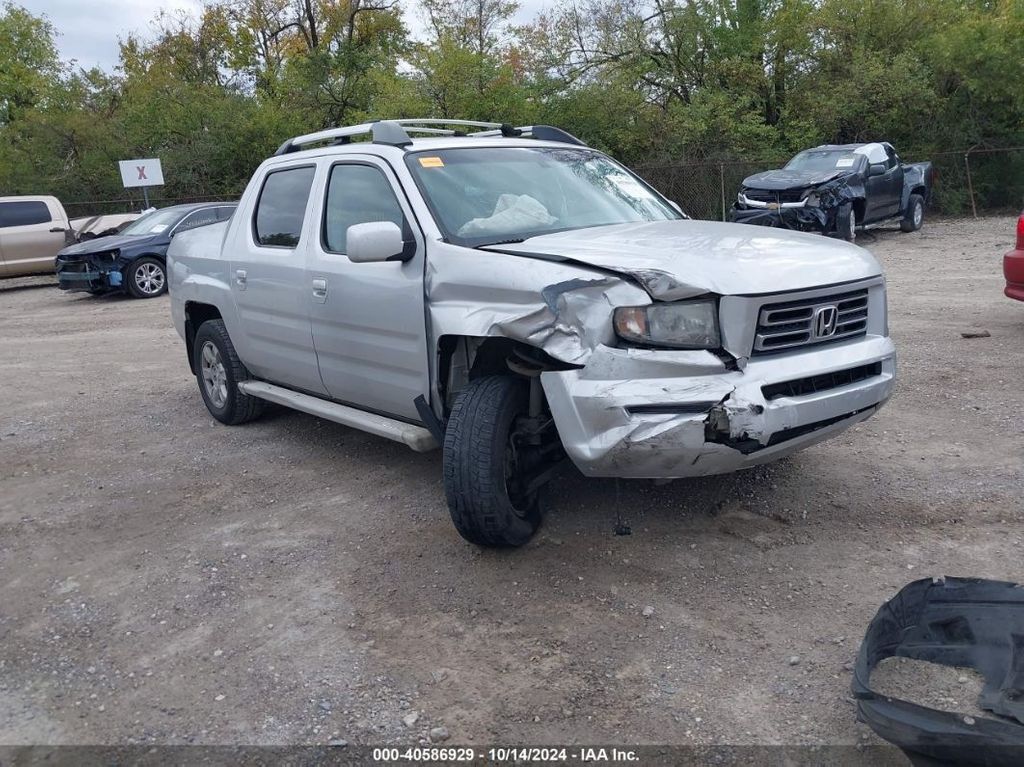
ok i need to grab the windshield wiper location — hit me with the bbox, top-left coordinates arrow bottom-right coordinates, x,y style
474,237 -> 527,249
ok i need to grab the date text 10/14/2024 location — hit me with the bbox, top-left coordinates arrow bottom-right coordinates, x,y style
372,747 -> 640,762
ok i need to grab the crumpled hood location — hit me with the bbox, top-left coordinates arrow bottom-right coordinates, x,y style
58,233 -> 158,257
484,220 -> 881,300
742,168 -> 857,191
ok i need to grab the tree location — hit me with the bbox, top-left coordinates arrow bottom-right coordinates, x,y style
0,2 -> 61,124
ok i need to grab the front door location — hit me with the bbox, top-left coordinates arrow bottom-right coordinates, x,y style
228,163 -> 328,396
0,199 -> 66,276
307,157 -> 429,421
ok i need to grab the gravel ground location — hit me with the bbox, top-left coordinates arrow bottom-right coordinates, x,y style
0,216 -> 1022,748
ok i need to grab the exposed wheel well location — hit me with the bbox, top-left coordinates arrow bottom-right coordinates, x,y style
436,335 -> 577,417
184,302 -> 223,374
852,198 -> 866,223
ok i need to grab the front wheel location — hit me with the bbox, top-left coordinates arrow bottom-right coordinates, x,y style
837,204 -> 857,241
125,256 -> 167,298
901,193 -> 925,233
442,376 -> 544,547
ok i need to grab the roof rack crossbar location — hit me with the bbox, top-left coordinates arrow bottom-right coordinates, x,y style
470,125 -> 587,146
274,119 -> 588,156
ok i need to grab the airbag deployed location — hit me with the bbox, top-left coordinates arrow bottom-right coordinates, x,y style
457,194 -> 556,238
853,577 -> 1024,765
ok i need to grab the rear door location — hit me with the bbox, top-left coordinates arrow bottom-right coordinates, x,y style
307,157 -> 429,420
228,164 -> 328,395
0,199 -> 66,276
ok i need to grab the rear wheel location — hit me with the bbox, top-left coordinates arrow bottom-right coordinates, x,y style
901,193 -> 925,232
125,256 -> 167,298
193,319 -> 265,425
442,376 -> 546,547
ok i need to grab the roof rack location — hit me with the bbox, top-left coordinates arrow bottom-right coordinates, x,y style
273,119 -> 587,155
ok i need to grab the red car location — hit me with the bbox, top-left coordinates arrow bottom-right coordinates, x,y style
1006,212 -> 1024,301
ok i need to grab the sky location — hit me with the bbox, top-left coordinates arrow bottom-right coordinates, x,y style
31,0 -> 549,73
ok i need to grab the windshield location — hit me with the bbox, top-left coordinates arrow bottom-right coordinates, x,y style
404,147 -> 681,247
119,208 -> 184,235
785,150 -> 863,173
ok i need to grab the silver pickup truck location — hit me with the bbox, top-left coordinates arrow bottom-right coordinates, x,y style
168,119 -> 896,547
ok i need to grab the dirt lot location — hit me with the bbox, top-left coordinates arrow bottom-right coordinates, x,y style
1,216 -> 1022,748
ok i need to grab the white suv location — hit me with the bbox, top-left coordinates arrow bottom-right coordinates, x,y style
168,119 -> 895,547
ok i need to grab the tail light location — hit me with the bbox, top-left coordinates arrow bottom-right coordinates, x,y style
1017,213 -> 1024,250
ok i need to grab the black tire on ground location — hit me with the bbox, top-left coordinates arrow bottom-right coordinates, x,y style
442,375 -> 543,547
125,256 -> 167,298
192,319 -> 265,425
901,193 -> 925,233
837,203 -> 857,241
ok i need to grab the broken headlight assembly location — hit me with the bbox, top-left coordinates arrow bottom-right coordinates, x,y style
802,191 -> 820,207
613,299 -> 720,349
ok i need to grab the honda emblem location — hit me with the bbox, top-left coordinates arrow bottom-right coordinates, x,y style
813,305 -> 839,338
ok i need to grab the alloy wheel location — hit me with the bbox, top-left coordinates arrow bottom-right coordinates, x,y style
200,341 -> 228,408
134,262 -> 165,295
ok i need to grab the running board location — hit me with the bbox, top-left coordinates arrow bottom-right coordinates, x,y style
237,381 -> 438,452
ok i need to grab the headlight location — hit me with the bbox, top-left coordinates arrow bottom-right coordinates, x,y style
803,192 -> 820,206
614,299 -> 721,349
737,191 -> 744,203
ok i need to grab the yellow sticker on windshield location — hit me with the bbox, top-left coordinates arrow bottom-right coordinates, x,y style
419,156 -> 444,168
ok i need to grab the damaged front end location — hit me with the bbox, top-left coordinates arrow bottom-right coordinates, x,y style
540,331 -> 893,478
731,174 -> 864,235
55,249 -> 125,293
854,577 -> 1024,766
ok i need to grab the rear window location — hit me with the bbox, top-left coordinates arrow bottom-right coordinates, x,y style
0,201 -> 52,229
254,167 -> 315,247
176,208 -> 220,234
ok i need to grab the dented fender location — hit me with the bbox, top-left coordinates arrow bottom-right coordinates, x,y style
425,240 -> 651,365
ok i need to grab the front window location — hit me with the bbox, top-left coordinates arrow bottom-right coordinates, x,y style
323,164 -> 405,253
405,147 -> 680,247
785,150 -> 862,173
120,208 -> 185,236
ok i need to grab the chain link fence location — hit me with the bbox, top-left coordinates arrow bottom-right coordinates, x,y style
62,194 -> 239,220
63,148 -> 1024,221
634,147 -> 1024,221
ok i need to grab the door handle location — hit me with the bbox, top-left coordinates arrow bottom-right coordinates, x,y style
235,269 -> 247,289
49,227 -> 65,233
312,278 -> 328,302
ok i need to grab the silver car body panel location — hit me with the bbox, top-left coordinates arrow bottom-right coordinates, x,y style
169,135 -> 895,477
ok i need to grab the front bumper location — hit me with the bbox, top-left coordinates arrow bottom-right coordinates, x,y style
1004,248 -> 1024,302
56,259 -> 123,292
542,335 -> 895,478
730,203 -> 835,234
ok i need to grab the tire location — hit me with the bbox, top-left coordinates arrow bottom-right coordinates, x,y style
901,193 -> 925,233
125,256 -> 167,298
193,319 -> 265,425
442,375 -> 543,547
837,203 -> 857,241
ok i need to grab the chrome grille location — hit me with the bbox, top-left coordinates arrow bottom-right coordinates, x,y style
753,288 -> 869,354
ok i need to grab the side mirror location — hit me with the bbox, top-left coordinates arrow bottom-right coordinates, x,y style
869,163 -> 887,177
346,221 -> 406,263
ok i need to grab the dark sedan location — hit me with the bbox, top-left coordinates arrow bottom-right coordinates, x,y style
56,202 -> 236,298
